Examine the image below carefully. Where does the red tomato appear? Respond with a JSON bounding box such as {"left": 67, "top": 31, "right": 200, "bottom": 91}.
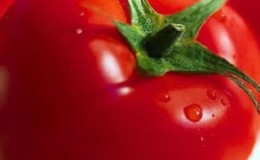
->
{"left": 0, "top": 0, "right": 259, "bottom": 160}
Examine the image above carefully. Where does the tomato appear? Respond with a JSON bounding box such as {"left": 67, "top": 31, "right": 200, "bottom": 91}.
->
{"left": 0, "top": 0, "right": 259, "bottom": 160}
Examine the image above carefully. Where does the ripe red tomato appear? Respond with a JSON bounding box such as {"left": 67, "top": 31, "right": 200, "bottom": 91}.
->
{"left": 0, "top": 0, "right": 259, "bottom": 160}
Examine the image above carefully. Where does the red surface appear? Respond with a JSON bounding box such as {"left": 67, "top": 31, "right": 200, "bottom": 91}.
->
{"left": 0, "top": 0, "right": 259, "bottom": 160}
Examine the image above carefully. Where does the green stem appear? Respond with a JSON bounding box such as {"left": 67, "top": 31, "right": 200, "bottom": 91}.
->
{"left": 116, "top": 0, "right": 260, "bottom": 114}
{"left": 144, "top": 24, "right": 185, "bottom": 58}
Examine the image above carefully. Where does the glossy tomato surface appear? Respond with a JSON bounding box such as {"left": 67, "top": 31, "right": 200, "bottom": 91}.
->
{"left": 229, "top": 0, "right": 260, "bottom": 42}
{"left": 0, "top": 0, "right": 13, "bottom": 19}
{"left": 0, "top": 0, "right": 259, "bottom": 160}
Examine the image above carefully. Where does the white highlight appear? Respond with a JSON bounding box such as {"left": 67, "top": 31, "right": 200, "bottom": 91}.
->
{"left": 101, "top": 52, "right": 124, "bottom": 83}
{"left": 248, "top": 135, "right": 260, "bottom": 160}
{"left": 217, "top": 29, "right": 235, "bottom": 64}
{"left": 117, "top": 87, "right": 133, "bottom": 96}
{"left": 76, "top": 28, "right": 83, "bottom": 35}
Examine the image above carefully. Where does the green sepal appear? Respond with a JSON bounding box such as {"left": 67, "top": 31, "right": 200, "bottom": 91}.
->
{"left": 166, "top": 0, "right": 226, "bottom": 39}
{"left": 115, "top": 0, "right": 260, "bottom": 113}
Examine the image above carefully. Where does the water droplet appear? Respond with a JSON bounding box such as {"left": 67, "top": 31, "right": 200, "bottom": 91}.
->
{"left": 200, "top": 136, "right": 205, "bottom": 142}
{"left": 80, "top": 12, "right": 85, "bottom": 17}
{"left": 184, "top": 104, "right": 203, "bottom": 122}
{"left": 214, "top": 10, "right": 227, "bottom": 23}
{"left": 76, "top": 28, "right": 83, "bottom": 35}
{"left": 159, "top": 93, "right": 171, "bottom": 103}
{"left": 207, "top": 89, "right": 218, "bottom": 100}
{"left": 221, "top": 98, "right": 227, "bottom": 106}
{"left": 200, "top": 136, "right": 206, "bottom": 148}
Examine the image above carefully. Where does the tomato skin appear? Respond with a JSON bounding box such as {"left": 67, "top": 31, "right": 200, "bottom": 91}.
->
{"left": 0, "top": 0, "right": 13, "bottom": 19}
{"left": 87, "top": 75, "right": 256, "bottom": 160}
{"left": 230, "top": 0, "right": 260, "bottom": 42}
{"left": 0, "top": 0, "right": 260, "bottom": 160}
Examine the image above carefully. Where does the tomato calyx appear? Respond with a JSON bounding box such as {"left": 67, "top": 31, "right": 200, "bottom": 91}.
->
{"left": 115, "top": 0, "right": 260, "bottom": 113}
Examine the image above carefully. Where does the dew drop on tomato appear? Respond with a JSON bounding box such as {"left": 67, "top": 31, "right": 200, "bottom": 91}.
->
{"left": 200, "top": 136, "right": 207, "bottom": 148}
{"left": 76, "top": 28, "right": 83, "bottom": 35}
{"left": 213, "top": 9, "right": 228, "bottom": 23}
{"left": 221, "top": 98, "right": 227, "bottom": 106}
{"left": 79, "top": 11, "right": 85, "bottom": 17}
{"left": 207, "top": 89, "right": 218, "bottom": 100}
{"left": 200, "top": 136, "right": 206, "bottom": 142}
{"left": 158, "top": 93, "right": 171, "bottom": 103}
{"left": 184, "top": 104, "right": 203, "bottom": 122}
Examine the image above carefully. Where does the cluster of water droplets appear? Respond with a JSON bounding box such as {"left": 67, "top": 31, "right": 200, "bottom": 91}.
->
{"left": 158, "top": 88, "right": 228, "bottom": 124}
